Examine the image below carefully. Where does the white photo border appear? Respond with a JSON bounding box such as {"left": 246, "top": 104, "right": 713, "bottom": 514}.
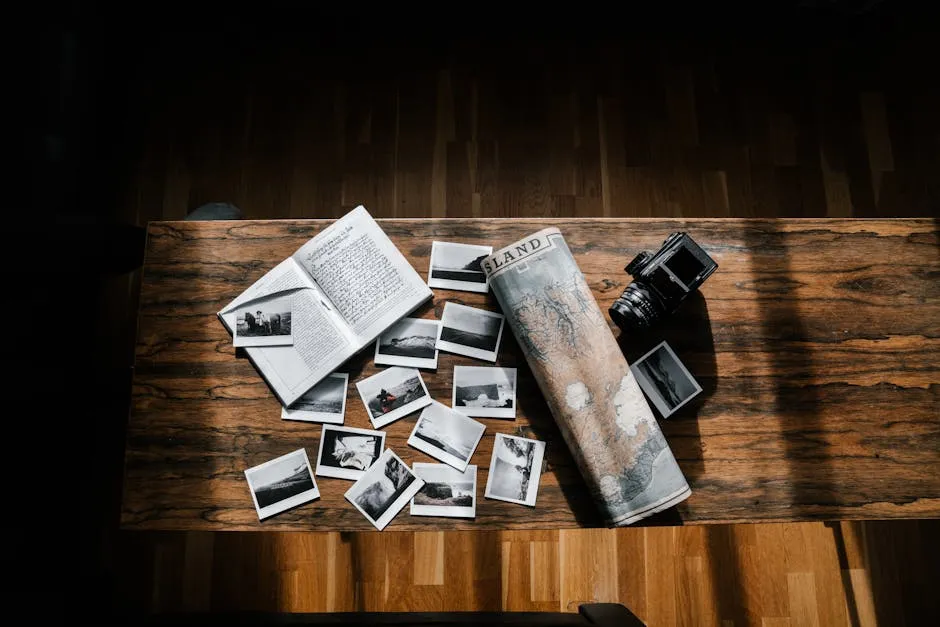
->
{"left": 629, "top": 340, "right": 702, "bottom": 418}
{"left": 244, "top": 448, "right": 320, "bottom": 520}
{"left": 355, "top": 367, "right": 433, "bottom": 429}
{"left": 451, "top": 366, "right": 518, "bottom": 419}
{"left": 484, "top": 433, "right": 545, "bottom": 507}
{"left": 315, "top": 423, "right": 387, "bottom": 481}
{"left": 407, "top": 401, "right": 486, "bottom": 472}
{"left": 281, "top": 372, "right": 349, "bottom": 424}
{"left": 344, "top": 449, "right": 425, "bottom": 530}
{"left": 233, "top": 292, "right": 296, "bottom": 347}
{"left": 436, "top": 302, "right": 505, "bottom": 363}
{"left": 410, "top": 463, "right": 477, "bottom": 519}
{"left": 428, "top": 241, "right": 494, "bottom": 293}
{"left": 373, "top": 318, "right": 441, "bottom": 370}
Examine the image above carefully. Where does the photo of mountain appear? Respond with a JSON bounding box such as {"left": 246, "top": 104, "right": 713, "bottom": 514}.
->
{"left": 245, "top": 449, "right": 319, "bottom": 519}
{"left": 254, "top": 462, "right": 315, "bottom": 508}
{"left": 410, "top": 463, "right": 477, "bottom": 518}
{"left": 428, "top": 242, "right": 493, "bottom": 293}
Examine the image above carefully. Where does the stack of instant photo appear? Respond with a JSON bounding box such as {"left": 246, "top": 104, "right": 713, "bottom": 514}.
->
{"left": 243, "top": 239, "right": 548, "bottom": 530}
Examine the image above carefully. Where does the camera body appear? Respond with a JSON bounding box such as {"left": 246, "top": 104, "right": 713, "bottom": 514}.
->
{"left": 609, "top": 232, "right": 718, "bottom": 332}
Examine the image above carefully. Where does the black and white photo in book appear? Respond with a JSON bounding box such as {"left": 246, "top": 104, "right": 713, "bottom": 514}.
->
{"left": 233, "top": 292, "right": 295, "bottom": 347}
{"left": 344, "top": 449, "right": 424, "bottom": 530}
{"left": 428, "top": 241, "right": 494, "bottom": 293}
{"left": 407, "top": 401, "right": 486, "bottom": 472}
{"left": 452, "top": 366, "right": 518, "bottom": 419}
{"left": 484, "top": 434, "right": 545, "bottom": 507}
{"left": 436, "top": 302, "right": 506, "bottom": 362}
{"left": 315, "top": 424, "right": 386, "bottom": 481}
{"left": 630, "top": 341, "right": 702, "bottom": 418}
{"left": 410, "top": 463, "right": 477, "bottom": 518}
{"left": 244, "top": 449, "right": 319, "bottom": 520}
{"left": 373, "top": 318, "right": 441, "bottom": 369}
{"left": 355, "top": 366, "right": 432, "bottom": 429}
{"left": 281, "top": 373, "right": 348, "bottom": 423}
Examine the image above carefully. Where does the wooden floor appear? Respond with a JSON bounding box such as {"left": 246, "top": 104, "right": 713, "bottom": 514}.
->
{"left": 101, "top": 16, "right": 939, "bottom": 626}
{"left": 117, "top": 522, "right": 940, "bottom": 624}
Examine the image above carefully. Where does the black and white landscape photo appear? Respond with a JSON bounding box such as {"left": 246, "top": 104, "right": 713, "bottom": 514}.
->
{"left": 374, "top": 318, "right": 441, "bottom": 369}
{"left": 281, "top": 373, "right": 348, "bottom": 423}
{"left": 356, "top": 366, "right": 432, "bottom": 429}
{"left": 233, "top": 292, "right": 294, "bottom": 347}
{"left": 428, "top": 241, "right": 494, "bottom": 293}
{"left": 407, "top": 401, "right": 486, "bottom": 471}
{"left": 436, "top": 302, "right": 506, "bottom": 362}
{"left": 452, "top": 366, "right": 518, "bottom": 419}
{"left": 484, "top": 434, "right": 545, "bottom": 507}
{"left": 344, "top": 449, "right": 425, "bottom": 530}
{"left": 630, "top": 341, "right": 702, "bottom": 418}
{"left": 315, "top": 424, "right": 386, "bottom": 481}
{"left": 244, "top": 448, "right": 319, "bottom": 520}
{"left": 410, "top": 463, "right": 477, "bottom": 518}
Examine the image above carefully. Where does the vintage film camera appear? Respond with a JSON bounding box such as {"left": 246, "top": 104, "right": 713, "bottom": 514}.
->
{"left": 609, "top": 233, "right": 718, "bottom": 332}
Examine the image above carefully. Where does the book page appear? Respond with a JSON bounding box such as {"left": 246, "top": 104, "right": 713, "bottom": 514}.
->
{"left": 291, "top": 206, "right": 432, "bottom": 347}
{"left": 218, "top": 258, "right": 357, "bottom": 406}
{"left": 244, "top": 287, "right": 352, "bottom": 405}
{"left": 219, "top": 258, "right": 311, "bottom": 315}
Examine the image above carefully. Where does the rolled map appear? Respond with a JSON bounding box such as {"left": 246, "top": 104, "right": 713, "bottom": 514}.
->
{"left": 482, "top": 228, "right": 691, "bottom": 525}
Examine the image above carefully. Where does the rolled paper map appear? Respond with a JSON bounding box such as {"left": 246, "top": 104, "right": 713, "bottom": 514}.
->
{"left": 482, "top": 228, "right": 691, "bottom": 525}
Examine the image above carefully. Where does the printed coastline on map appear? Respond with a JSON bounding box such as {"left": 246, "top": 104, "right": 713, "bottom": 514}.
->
{"left": 482, "top": 228, "right": 691, "bottom": 526}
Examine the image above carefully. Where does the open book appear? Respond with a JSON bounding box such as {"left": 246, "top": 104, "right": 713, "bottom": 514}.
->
{"left": 218, "top": 206, "right": 433, "bottom": 407}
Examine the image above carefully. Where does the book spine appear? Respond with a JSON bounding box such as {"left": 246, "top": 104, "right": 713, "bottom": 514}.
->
{"left": 483, "top": 228, "right": 691, "bottom": 526}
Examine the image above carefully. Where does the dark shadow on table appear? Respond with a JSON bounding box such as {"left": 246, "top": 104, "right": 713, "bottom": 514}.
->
{"left": 616, "top": 290, "right": 716, "bottom": 509}
{"left": 721, "top": 222, "right": 826, "bottom": 625}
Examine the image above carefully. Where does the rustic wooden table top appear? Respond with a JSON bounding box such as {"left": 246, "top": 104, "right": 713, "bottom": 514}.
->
{"left": 123, "top": 218, "right": 940, "bottom": 531}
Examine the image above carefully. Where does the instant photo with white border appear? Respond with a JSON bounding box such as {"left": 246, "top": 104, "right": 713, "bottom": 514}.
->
{"left": 436, "top": 302, "right": 506, "bottom": 362}
{"left": 410, "top": 463, "right": 477, "bottom": 518}
{"left": 452, "top": 366, "right": 517, "bottom": 418}
{"left": 484, "top": 433, "right": 545, "bottom": 507}
{"left": 373, "top": 318, "right": 441, "bottom": 369}
{"left": 244, "top": 448, "right": 319, "bottom": 520}
{"left": 233, "top": 292, "right": 295, "bottom": 347}
{"left": 428, "top": 241, "right": 494, "bottom": 293}
{"left": 315, "top": 424, "right": 386, "bottom": 481}
{"left": 630, "top": 340, "right": 702, "bottom": 418}
{"left": 281, "top": 372, "right": 348, "bottom": 423}
{"left": 407, "top": 401, "right": 486, "bottom": 471}
{"left": 344, "top": 449, "right": 425, "bottom": 531}
{"left": 356, "top": 366, "right": 432, "bottom": 429}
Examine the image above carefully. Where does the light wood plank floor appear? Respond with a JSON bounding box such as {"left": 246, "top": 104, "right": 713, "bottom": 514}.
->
{"left": 116, "top": 522, "right": 940, "bottom": 624}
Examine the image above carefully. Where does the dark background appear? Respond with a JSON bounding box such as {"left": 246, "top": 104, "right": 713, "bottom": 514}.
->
{"left": 14, "top": 1, "right": 938, "bottom": 621}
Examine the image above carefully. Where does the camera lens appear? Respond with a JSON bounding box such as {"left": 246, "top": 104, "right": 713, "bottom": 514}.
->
{"left": 609, "top": 283, "right": 663, "bottom": 331}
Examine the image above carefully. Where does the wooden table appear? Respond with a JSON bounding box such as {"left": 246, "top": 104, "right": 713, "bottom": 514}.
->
{"left": 123, "top": 218, "right": 940, "bottom": 531}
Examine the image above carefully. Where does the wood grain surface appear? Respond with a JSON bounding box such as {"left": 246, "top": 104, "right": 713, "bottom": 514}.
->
{"left": 123, "top": 217, "right": 940, "bottom": 531}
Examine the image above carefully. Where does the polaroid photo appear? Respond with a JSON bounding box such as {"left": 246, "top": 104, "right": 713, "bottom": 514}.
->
{"left": 407, "top": 401, "right": 486, "bottom": 471}
{"left": 233, "top": 292, "right": 294, "bottom": 347}
{"left": 244, "top": 448, "right": 319, "bottom": 520}
{"left": 374, "top": 318, "right": 441, "bottom": 369}
{"left": 410, "top": 463, "right": 477, "bottom": 518}
{"left": 484, "top": 433, "right": 545, "bottom": 507}
{"left": 281, "top": 373, "right": 348, "bottom": 423}
{"left": 428, "top": 241, "right": 494, "bottom": 293}
{"left": 436, "top": 302, "right": 506, "bottom": 362}
{"left": 344, "top": 449, "right": 425, "bottom": 531}
{"left": 630, "top": 341, "right": 702, "bottom": 418}
{"left": 452, "top": 366, "right": 517, "bottom": 419}
{"left": 315, "top": 424, "right": 386, "bottom": 481}
{"left": 356, "top": 366, "right": 432, "bottom": 429}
